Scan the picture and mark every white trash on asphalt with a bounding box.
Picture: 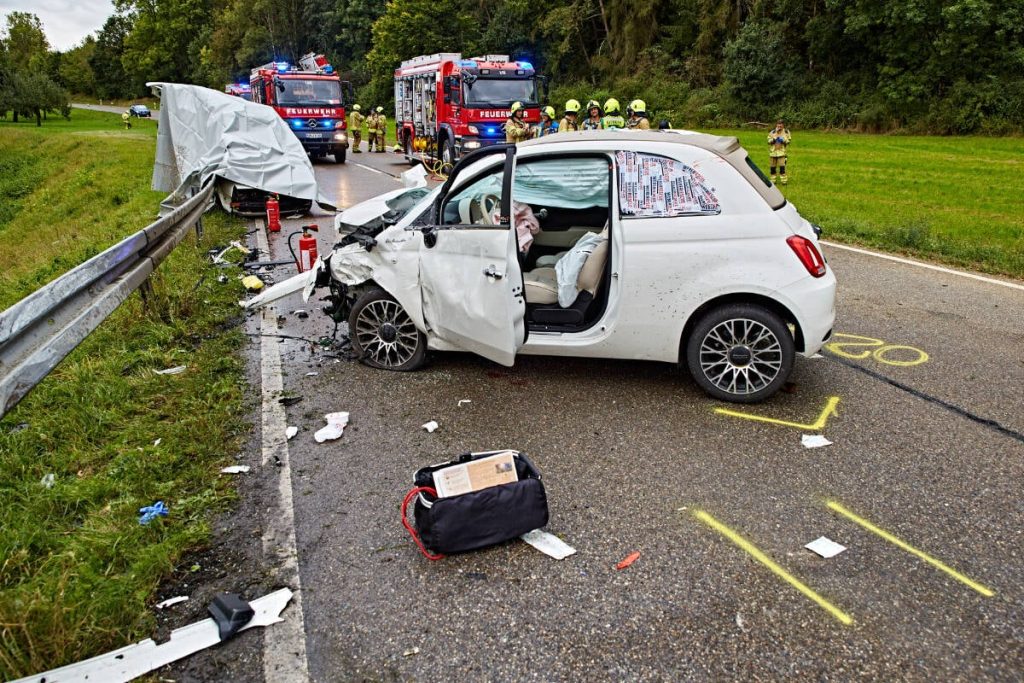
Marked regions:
[457,399,472,407]
[801,434,833,448]
[422,420,439,433]
[221,465,250,474]
[521,529,577,560]
[805,536,847,558]
[315,412,350,442]
[286,425,298,440]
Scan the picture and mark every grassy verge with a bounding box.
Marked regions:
[712,128,1024,278]
[0,109,250,678]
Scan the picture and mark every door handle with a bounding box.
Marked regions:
[483,266,504,280]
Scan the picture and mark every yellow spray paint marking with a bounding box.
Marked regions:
[826,333,929,367]
[714,396,840,431]
[826,501,994,597]
[692,510,854,625]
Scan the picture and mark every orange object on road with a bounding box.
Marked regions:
[616,551,641,570]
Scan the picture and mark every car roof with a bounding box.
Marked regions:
[518,130,785,209]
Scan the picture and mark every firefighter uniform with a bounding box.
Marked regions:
[536,106,558,137]
[559,99,581,133]
[505,101,532,143]
[602,98,625,129]
[373,106,387,152]
[626,99,651,130]
[582,99,603,130]
[122,111,131,129]
[767,121,791,184]
[349,105,364,152]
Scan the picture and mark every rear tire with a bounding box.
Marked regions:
[685,303,794,403]
[335,148,346,164]
[403,134,418,166]
[348,288,427,371]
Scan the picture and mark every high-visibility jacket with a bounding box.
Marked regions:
[768,128,791,157]
[627,116,650,130]
[366,113,381,134]
[349,111,365,131]
[582,117,602,130]
[505,116,532,143]
[602,115,626,129]
[376,113,387,134]
[558,116,580,132]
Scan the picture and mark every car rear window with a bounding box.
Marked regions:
[616,151,721,218]
[745,155,772,187]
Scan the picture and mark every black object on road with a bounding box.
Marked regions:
[208,593,255,641]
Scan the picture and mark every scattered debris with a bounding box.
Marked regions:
[241,274,265,291]
[521,529,576,559]
[801,434,833,449]
[805,536,846,558]
[810,352,824,359]
[40,473,55,489]
[286,426,298,440]
[8,589,293,683]
[138,501,169,525]
[154,365,187,375]
[211,240,252,264]
[314,412,350,443]
[221,465,250,474]
[293,309,309,319]
[735,613,748,631]
[616,551,641,570]
[402,647,420,657]
[10,422,29,433]
[156,596,189,609]
[154,438,162,446]
[217,274,229,284]
[278,396,303,407]
[422,420,439,433]
[457,399,472,407]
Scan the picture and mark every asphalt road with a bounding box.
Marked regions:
[72,102,158,115]
[182,145,1024,681]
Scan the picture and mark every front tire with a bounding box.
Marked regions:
[334,148,346,164]
[348,288,427,371]
[440,138,455,174]
[685,303,794,403]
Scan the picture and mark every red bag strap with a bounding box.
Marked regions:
[401,486,445,561]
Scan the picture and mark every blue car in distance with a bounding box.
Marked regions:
[129,104,151,118]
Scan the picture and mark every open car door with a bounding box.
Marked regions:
[416,147,526,366]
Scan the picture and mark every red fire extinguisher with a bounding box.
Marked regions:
[288,224,319,273]
[266,194,281,233]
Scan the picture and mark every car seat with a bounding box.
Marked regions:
[523,227,609,325]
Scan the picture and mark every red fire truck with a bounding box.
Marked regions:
[394,53,545,169]
[250,53,355,163]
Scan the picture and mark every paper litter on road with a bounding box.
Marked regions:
[422,420,439,433]
[220,465,250,474]
[7,588,293,683]
[521,529,577,560]
[805,536,846,558]
[315,412,350,442]
[154,365,187,375]
[286,426,298,440]
[457,399,472,407]
[801,434,833,448]
[156,596,189,609]
[305,371,319,376]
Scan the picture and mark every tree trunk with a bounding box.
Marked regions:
[13,111,18,122]
[36,109,42,126]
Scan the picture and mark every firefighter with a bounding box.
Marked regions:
[536,106,558,137]
[122,111,131,129]
[582,99,603,130]
[767,119,791,184]
[505,101,532,143]
[559,99,581,132]
[365,108,378,151]
[374,106,387,153]
[626,99,651,130]
[348,104,364,152]
[602,98,626,129]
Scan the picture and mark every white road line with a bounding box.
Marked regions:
[351,161,400,179]
[822,240,1024,292]
[255,220,311,683]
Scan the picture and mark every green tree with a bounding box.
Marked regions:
[2,12,49,69]
[90,15,140,99]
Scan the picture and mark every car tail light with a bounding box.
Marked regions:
[787,235,827,277]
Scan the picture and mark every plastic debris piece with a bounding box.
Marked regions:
[305,371,319,376]
[616,551,641,570]
[242,275,265,291]
[457,399,472,407]
[154,365,187,375]
[521,529,577,559]
[801,434,833,449]
[40,473,55,489]
[221,465,250,474]
[810,352,824,359]
[154,438,162,446]
[139,501,169,525]
[805,536,846,558]
[156,596,189,609]
[402,646,421,657]
[217,274,229,284]
[286,426,298,440]
[293,309,309,319]
[314,412,350,443]
[422,420,439,433]
[278,396,303,406]
[208,593,255,641]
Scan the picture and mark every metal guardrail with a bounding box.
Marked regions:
[0,184,215,419]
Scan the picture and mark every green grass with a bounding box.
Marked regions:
[711,128,1024,278]
[0,108,249,678]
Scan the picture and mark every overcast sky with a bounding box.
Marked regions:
[2,0,114,51]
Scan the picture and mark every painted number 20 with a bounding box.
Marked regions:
[825,333,929,367]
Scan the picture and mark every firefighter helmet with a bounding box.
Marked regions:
[353,104,361,112]
[627,99,646,116]
[604,98,621,115]
[376,106,384,113]
[510,101,524,114]
[542,106,555,120]
[564,99,581,114]
[586,99,602,116]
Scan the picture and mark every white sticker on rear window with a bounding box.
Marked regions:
[616,151,721,217]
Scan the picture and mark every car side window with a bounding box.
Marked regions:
[441,166,505,225]
[616,151,721,218]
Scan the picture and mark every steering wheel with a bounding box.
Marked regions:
[475,193,501,225]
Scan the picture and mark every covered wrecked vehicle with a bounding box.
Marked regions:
[149,82,332,215]
[248,130,836,403]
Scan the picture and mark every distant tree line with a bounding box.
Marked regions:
[0,12,70,125]
[4,0,1023,133]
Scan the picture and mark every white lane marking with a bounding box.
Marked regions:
[256,219,311,683]
[351,161,399,179]
[822,240,1024,292]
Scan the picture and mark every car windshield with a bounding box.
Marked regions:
[277,78,342,106]
[463,78,538,108]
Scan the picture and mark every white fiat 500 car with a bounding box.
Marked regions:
[251,131,836,403]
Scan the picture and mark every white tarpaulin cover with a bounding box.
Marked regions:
[149,82,333,211]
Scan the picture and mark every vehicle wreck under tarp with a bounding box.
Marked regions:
[148,82,335,214]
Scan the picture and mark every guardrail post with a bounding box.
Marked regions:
[190,187,204,240]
